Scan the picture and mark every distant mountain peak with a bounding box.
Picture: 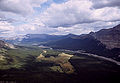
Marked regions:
[66,33,77,38]
[67,33,75,36]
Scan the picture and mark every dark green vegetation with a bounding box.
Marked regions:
[0,45,120,83]
[69,53,120,83]
[0,46,41,69]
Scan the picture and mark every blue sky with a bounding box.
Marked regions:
[0,0,120,37]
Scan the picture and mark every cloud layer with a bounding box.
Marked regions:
[41,0,95,27]
[0,0,47,16]
[40,0,120,27]
[91,0,120,9]
[0,0,120,37]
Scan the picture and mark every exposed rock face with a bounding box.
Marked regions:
[5,43,15,49]
[0,40,6,49]
[58,53,73,59]
[91,24,120,49]
[0,55,6,61]
[37,53,45,59]
[0,40,15,49]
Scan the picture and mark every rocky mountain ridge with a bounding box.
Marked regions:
[90,24,120,49]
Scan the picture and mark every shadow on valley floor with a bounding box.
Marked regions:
[0,54,120,83]
[0,66,119,83]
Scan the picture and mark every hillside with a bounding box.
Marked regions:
[0,45,119,83]
[0,39,119,83]
[0,40,15,49]
[44,24,120,61]
[90,24,120,49]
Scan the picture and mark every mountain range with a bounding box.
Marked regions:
[1,24,120,61]
[44,24,120,61]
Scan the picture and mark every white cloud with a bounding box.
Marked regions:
[41,0,95,27]
[0,0,33,16]
[93,7,120,22]
[31,0,48,7]
[40,0,120,28]
[0,0,120,36]
[14,18,54,34]
[0,21,14,31]
[0,0,47,16]
[53,24,94,35]
[0,21,16,37]
[52,21,120,35]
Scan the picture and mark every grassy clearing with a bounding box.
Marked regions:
[37,52,75,74]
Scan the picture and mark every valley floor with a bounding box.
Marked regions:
[62,50,120,65]
[0,46,120,83]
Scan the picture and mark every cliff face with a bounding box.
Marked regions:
[0,40,6,49]
[0,40,15,49]
[91,24,120,49]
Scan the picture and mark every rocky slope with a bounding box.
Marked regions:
[0,40,15,49]
[90,24,120,49]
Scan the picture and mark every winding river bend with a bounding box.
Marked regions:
[58,49,120,66]
[38,45,120,66]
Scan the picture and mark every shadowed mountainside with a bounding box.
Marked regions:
[44,24,120,61]
[90,24,120,49]
[2,24,120,61]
